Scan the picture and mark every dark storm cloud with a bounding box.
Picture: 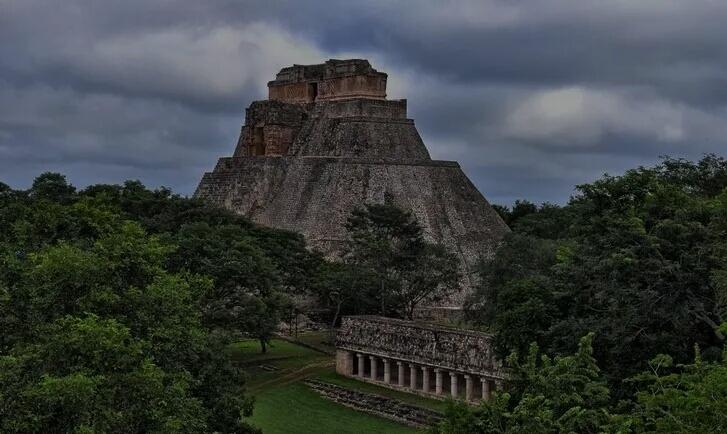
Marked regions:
[2,0,727,204]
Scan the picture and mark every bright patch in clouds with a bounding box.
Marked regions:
[505,87,685,146]
[70,23,325,101]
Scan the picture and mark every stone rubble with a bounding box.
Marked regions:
[304,379,443,428]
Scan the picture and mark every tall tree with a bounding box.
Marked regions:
[345,202,460,318]
[168,222,293,353]
[469,155,727,397]
[0,174,336,432]
[311,261,381,343]
[399,243,460,319]
[432,334,613,434]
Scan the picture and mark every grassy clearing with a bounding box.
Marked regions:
[228,338,318,364]
[230,338,331,390]
[236,334,438,433]
[292,330,336,352]
[247,381,421,434]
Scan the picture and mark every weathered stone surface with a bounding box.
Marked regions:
[305,379,442,427]
[269,59,387,103]
[194,59,510,309]
[336,316,504,379]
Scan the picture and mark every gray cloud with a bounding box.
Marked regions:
[2,0,727,204]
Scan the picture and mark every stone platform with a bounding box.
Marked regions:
[305,380,442,427]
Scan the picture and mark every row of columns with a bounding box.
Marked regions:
[352,352,502,401]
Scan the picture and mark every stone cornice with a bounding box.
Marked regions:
[336,316,505,379]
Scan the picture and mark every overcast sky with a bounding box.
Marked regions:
[2,0,726,205]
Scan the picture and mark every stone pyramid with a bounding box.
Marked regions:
[195,59,509,310]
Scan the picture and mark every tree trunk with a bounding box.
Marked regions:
[260,338,267,354]
[330,300,342,344]
[696,312,725,342]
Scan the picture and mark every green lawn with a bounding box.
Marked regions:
[235,334,435,433]
[292,330,336,352]
[248,382,421,434]
[229,338,331,391]
[228,338,320,364]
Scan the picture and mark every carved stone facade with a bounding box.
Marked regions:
[335,316,504,402]
[195,59,510,310]
[268,59,387,103]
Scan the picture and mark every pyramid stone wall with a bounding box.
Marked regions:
[195,59,509,310]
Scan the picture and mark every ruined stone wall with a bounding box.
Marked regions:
[233,98,423,159]
[268,59,387,104]
[195,155,508,306]
[288,117,429,159]
[268,75,386,103]
[233,100,307,157]
[285,99,427,159]
[316,74,386,101]
[269,82,315,103]
[336,316,504,378]
[318,99,406,119]
[263,125,296,155]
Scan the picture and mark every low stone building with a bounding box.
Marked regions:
[336,316,505,402]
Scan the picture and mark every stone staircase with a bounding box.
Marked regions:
[304,379,443,428]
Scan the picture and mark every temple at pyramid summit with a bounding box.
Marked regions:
[194,59,509,311]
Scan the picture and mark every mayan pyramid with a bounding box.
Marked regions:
[195,59,509,310]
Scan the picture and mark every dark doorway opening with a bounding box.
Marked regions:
[308,82,318,102]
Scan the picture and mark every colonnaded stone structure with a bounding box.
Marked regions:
[336,316,505,402]
[195,59,509,309]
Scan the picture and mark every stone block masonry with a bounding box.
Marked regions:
[335,316,505,402]
[268,59,387,103]
[195,59,510,311]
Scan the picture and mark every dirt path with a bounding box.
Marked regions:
[249,360,335,394]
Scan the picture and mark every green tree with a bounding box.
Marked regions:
[0,175,261,433]
[399,243,460,319]
[622,340,727,433]
[168,222,293,353]
[345,203,422,316]
[432,334,613,434]
[29,172,76,203]
[345,202,460,318]
[0,315,209,433]
[470,155,727,397]
[311,261,381,343]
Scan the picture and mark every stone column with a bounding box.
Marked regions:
[383,359,391,384]
[464,374,473,401]
[481,377,491,401]
[335,350,354,376]
[450,372,459,398]
[421,366,430,393]
[397,361,405,387]
[356,353,365,378]
[435,369,443,395]
[369,356,378,381]
[409,363,417,390]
